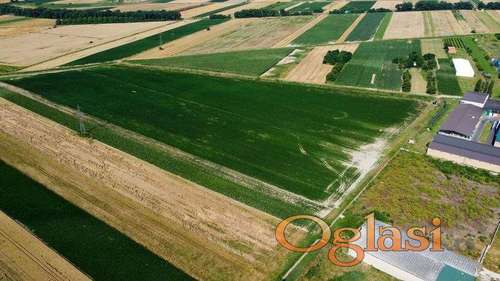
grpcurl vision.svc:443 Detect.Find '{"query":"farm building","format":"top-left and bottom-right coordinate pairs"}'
top-left (428, 134), bottom-right (500, 172)
top-left (438, 103), bottom-right (482, 140)
top-left (461, 92), bottom-right (489, 108)
top-left (452, 58), bottom-right (475, 78)
top-left (348, 220), bottom-right (480, 281)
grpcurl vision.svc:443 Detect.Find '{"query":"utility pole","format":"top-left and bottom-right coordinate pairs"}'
top-left (76, 105), bottom-right (86, 136)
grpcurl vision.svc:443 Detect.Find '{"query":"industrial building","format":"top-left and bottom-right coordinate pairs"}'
top-left (452, 58), bottom-right (475, 78)
top-left (427, 92), bottom-right (500, 172)
top-left (349, 220), bottom-right (480, 281)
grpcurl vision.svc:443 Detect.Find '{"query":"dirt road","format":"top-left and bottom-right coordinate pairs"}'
top-left (0, 211), bottom-right (91, 281)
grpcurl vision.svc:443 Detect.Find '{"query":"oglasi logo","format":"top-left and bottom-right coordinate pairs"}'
top-left (275, 213), bottom-right (443, 267)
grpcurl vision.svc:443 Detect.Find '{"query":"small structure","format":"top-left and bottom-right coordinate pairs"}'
top-left (428, 134), bottom-right (500, 172)
top-left (461, 92), bottom-right (489, 108)
top-left (438, 104), bottom-right (482, 140)
top-left (349, 220), bottom-right (480, 281)
top-left (447, 46), bottom-right (457, 54)
top-left (485, 99), bottom-right (500, 114)
top-left (452, 58), bottom-right (475, 78)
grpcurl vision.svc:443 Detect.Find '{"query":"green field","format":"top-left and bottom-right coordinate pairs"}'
top-left (265, 1), bottom-right (296, 10)
top-left (131, 48), bottom-right (292, 76)
top-left (373, 12), bottom-right (392, 40)
top-left (463, 37), bottom-right (497, 75)
top-left (337, 1), bottom-right (375, 12)
top-left (68, 19), bottom-right (227, 65)
top-left (0, 160), bottom-right (194, 281)
top-left (7, 65), bottom-right (419, 204)
top-left (293, 14), bottom-right (359, 45)
top-left (288, 1), bottom-right (330, 12)
top-left (346, 12), bottom-right (386, 41)
top-left (336, 40), bottom-right (421, 91)
top-left (437, 58), bottom-right (462, 96)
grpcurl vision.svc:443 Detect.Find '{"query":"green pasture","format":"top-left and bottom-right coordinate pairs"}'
top-left (293, 14), bottom-right (359, 45)
top-left (131, 48), bottom-right (292, 76)
top-left (437, 58), bottom-right (462, 96)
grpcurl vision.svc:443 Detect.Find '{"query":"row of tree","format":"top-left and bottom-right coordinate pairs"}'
top-left (323, 50), bottom-right (353, 82)
top-left (234, 8), bottom-right (312, 18)
top-left (396, 1), bottom-right (474, 11)
top-left (0, 4), bottom-right (181, 24)
top-left (477, 2), bottom-right (500, 9)
top-left (330, 7), bottom-right (392, 14)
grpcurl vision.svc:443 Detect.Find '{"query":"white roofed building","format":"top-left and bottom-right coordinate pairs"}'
top-left (452, 58), bottom-right (475, 78)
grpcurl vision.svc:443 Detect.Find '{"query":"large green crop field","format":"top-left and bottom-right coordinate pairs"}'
top-left (288, 1), bottom-right (330, 12)
top-left (7, 66), bottom-right (420, 209)
top-left (336, 40), bottom-right (421, 91)
top-left (293, 14), bottom-right (359, 45)
top-left (337, 1), bottom-right (375, 12)
top-left (374, 12), bottom-right (392, 40)
top-left (68, 19), bottom-right (227, 65)
top-left (131, 48), bottom-right (292, 76)
top-left (0, 160), bottom-right (194, 281)
top-left (346, 12), bottom-right (386, 41)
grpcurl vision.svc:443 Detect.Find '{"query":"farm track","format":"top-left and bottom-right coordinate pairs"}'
top-left (0, 211), bottom-right (91, 281)
top-left (0, 81), bottom-right (325, 213)
top-left (20, 20), bottom-right (195, 72)
top-left (0, 97), bottom-right (291, 281)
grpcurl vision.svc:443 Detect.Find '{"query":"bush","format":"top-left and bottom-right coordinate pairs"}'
top-left (402, 70), bottom-right (412, 92)
top-left (323, 50), bottom-right (352, 65)
top-left (426, 71), bottom-right (437, 94)
top-left (209, 14), bottom-right (230, 19)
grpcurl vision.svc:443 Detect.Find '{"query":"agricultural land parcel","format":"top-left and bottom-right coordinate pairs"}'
top-left (336, 39), bottom-right (421, 90)
top-left (373, 12), bottom-right (392, 40)
top-left (5, 65), bottom-right (421, 216)
top-left (180, 16), bottom-right (313, 55)
top-left (68, 18), bottom-right (227, 65)
top-left (292, 14), bottom-right (359, 45)
top-left (346, 12), bottom-right (386, 41)
top-left (132, 48), bottom-right (292, 76)
top-left (337, 0), bottom-right (375, 12)
top-left (0, 21), bottom-right (175, 67)
top-left (0, 160), bottom-right (195, 281)
top-left (0, 96), bottom-right (288, 281)
top-left (384, 11), bottom-right (425, 39)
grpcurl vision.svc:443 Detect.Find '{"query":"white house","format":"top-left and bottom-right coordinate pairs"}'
top-left (452, 58), bottom-right (475, 78)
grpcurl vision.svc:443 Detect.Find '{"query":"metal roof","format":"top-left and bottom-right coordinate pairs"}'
top-left (485, 99), bottom-right (500, 112)
top-left (429, 134), bottom-right (500, 165)
top-left (439, 104), bottom-right (482, 138)
top-left (462, 92), bottom-right (489, 104)
top-left (353, 220), bottom-right (480, 281)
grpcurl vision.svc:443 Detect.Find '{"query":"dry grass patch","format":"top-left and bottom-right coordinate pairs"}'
top-left (182, 16), bottom-right (313, 54)
top-left (430, 10), bottom-right (466, 36)
top-left (421, 38), bottom-right (447, 58)
top-left (383, 11), bottom-right (424, 39)
top-left (0, 17), bottom-right (55, 38)
top-left (0, 211), bottom-right (92, 281)
top-left (0, 97), bottom-right (290, 281)
top-left (286, 43), bottom-right (358, 84)
top-left (181, 0), bottom-right (244, 18)
top-left (462, 10), bottom-right (491, 33)
top-left (0, 21), bottom-right (177, 67)
top-left (113, 2), bottom-right (205, 11)
top-left (409, 68), bottom-right (426, 93)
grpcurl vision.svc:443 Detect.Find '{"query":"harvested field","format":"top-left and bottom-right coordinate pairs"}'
top-left (383, 11), bottom-right (425, 39)
top-left (474, 10), bottom-right (500, 32)
top-left (132, 48), bottom-right (292, 76)
top-left (7, 65), bottom-right (420, 206)
top-left (113, 2), bottom-right (205, 11)
top-left (421, 38), bottom-right (447, 58)
top-left (0, 97), bottom-right (285, 281)
top-left (181, 16), bottom-right (313, 55)
top-left (0, 21), bottom-right (175, 67)
top-left (0, 211), bottom-right (91, 281)
top-left (0, 17), bottom-right (55, 38)
top-left (286, 43), bottom-right (359, 84)
top-left (181, 0), bottom-right (244, 18)
top-left (461, 10), bottom-right (491, 33)
top-left (371, 0), bottom-right (401, 10)
top-left (68, 19), bottom-right (226, 65)
top-left (132, 18), bottom-right (252, 59)
top-left (429, 10), bottom-right (466, 36)
top-left (23, 20), bottom-right (193, 71)
top-left (293, 14), bottom-right (359, 45)
top-left (219, 0), bottom-right (281, 15)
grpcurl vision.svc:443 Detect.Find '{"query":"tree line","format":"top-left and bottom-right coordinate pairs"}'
top-left (0, 4), bottom-right (181, 24)
top-left (234, 8), bottom-right (312, 18)
top-left (396, 1), bottom-right (475, 11)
